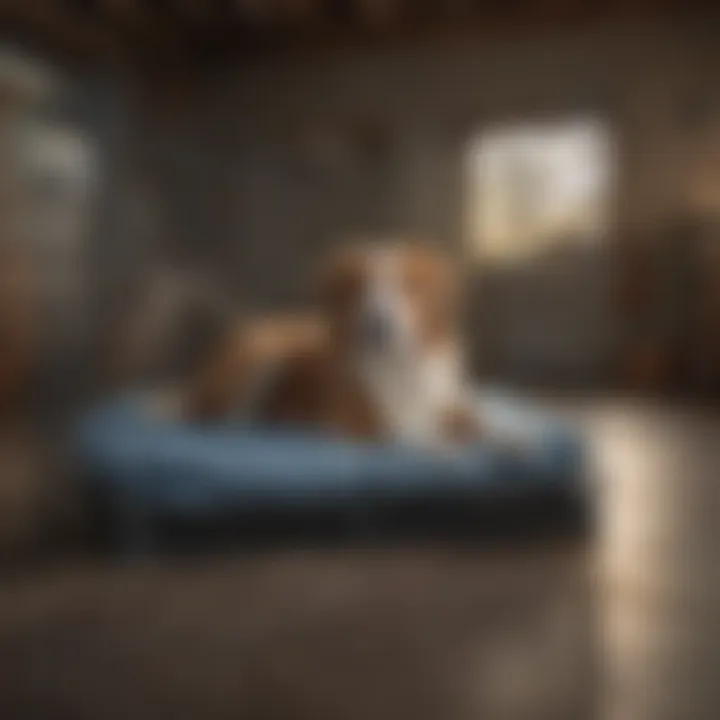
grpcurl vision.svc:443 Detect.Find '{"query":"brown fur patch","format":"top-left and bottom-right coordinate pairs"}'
top-left (187, 241), bottom-right (464, 442)
top-left (440, 405), bottom-right (483, 443)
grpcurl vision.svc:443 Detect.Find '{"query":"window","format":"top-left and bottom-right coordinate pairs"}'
top-left (466, 118), bottom-right (612, 264)
top-left (23, 121), bottom-right (99, 343)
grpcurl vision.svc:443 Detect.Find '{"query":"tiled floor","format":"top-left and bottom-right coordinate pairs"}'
top-left (0, 398), bottom-right (718, 719)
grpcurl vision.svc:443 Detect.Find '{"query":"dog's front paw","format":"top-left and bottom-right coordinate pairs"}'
top-left (440, 405), bottom-right (483, 444)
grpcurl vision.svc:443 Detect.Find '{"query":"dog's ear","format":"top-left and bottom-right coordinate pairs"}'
top-left (313, 243), bottom-right (365, 312)
top-left (407, 241), bottom-right (462, 312)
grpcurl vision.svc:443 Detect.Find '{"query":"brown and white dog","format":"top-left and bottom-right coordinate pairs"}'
top-left (186, 240), bottom-right (482, 448)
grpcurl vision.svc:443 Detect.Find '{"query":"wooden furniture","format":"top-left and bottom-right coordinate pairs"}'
top-left (619, 218), bottom-right (720, 398)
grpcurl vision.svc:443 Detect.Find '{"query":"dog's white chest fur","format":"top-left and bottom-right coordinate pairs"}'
top-left (355, 246), bottom-right (466, 446)
top-left (359, 347), bottom-right (462, 445)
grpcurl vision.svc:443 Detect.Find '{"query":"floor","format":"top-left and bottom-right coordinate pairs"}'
top-left (0, 546), bottom-right (590, 720)
top-left (0, 398), bottom-right (718, 720)
top-left (589, 399), bottom-right (720, 720)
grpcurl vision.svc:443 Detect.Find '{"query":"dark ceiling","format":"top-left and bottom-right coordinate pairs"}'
top-left (0, 0), bottom-right (711, 69)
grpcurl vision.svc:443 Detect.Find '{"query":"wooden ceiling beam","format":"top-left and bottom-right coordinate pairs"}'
top-left (233, 0), bottom-right (279, 25)
top-left (93, 0), bottom-right (190, 57)
top-left (351, 0), bottom-right (402, 28)
top-left (206, 0), bottom-right (708, 64)
top-left (97, 0), bottom-right (162, 30)
top-left (233, 0), bottom-right (346, 28)
top-left (0, 0), bottom-right (197, 69)
top-left (0, 0), bottom-right (129, 64)
top-left (133, 0), bottom-right (238, 52)
top-left (0, 0), bottom-right (712, 69)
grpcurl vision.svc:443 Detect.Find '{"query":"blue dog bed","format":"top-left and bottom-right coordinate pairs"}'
top-left (75, 388), bottom-right (588, 554)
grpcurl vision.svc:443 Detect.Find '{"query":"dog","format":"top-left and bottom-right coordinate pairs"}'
top-left (185, 240), bottom-right (483, 448)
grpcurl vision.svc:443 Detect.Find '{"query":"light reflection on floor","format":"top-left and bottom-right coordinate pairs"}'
top-left (585, 401), bottom-right (720, 720)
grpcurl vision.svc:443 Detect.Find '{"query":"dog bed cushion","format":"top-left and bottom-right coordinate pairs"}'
top-left (75, 388), bottom-right (587, 552)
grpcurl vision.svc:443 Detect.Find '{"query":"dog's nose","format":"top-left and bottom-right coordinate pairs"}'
top-left (360, 310), bottom-right (393, 349)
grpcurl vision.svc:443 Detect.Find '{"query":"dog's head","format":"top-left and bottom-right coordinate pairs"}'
top-left (318, 239), bottom-right (460, 359)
